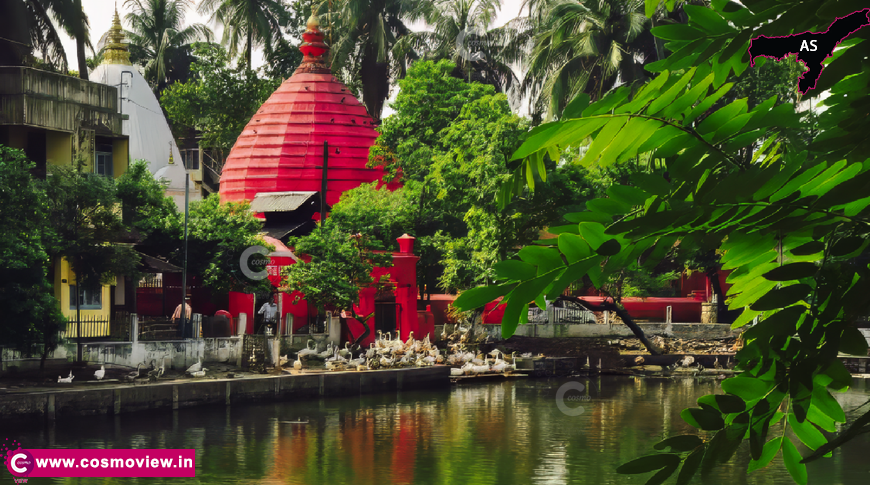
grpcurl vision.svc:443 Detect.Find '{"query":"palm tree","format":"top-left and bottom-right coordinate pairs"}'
top-left (509, 0), bottom-right (656, 121)
top-left (198, 0), bottom-right (289, 71)
top-left (1, 0), bottom-right (90, 79)
top-left (412, 0), bottom-right (520, 98)
top-left (319, 0), bottom-right (428, 121)
top-left (124, 0), bottom-right (211, 91)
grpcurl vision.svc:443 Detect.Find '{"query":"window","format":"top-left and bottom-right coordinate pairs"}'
top-left (95, 151), bottom-right (113, 177)
top-left (69, 286), bottom-right (102, 309)
top-left (181, 149), bottom-right (199, 170)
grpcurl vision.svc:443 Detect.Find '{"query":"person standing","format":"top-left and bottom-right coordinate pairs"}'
top-left (258, 294), bottom-right (278, 334)
top-left (173, 297), bottom-right (192, 338)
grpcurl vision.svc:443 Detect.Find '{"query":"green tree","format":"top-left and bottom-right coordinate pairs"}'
top-left (456, 1), bottom-right (870, 483)
top-left (0, 146), bottom-right (66, 371)
top-left (329, 182), bottom-right (415, 251)
top-left (282, 221), bottom-right (391, 345)
top-left (318, 0), bottom-right (427, 120)
top-left (43, 155), bottom-right (139, 362)
top-left (1, 0), bottom-right (91, 77)
top-left (198, 0), bottom-right (289, 71)
top-left (115, 159), bottom-right (182, 250)
top-left (124, 0), bottom-right (212, 91)
top-left (412, 0), bottom-right (519, 94)
top-left (509, 0), bottom-right (671, 120)
top-left (185, 195), bottom-right (272, 296)
top-left (161, 43), bottom-right (281, 155)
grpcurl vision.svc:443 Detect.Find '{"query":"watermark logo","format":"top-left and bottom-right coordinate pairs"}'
top-left (456, 26), bottom-right (489, 62)
top-left (238, 245), bottom-right (270, 281)
top-left (555, 381), bottom-right (592, 416)
top-left (3, 439), bottom-right (33, 481)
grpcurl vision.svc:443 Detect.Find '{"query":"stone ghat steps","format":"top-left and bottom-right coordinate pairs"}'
top-left (0, 366), bottom-right (449, 422)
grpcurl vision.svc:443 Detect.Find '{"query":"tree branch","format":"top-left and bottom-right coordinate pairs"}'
top-left (555, 295), bottom-right (661, 355)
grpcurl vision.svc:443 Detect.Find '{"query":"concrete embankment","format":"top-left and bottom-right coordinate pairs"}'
top-left (0, 366), bottom-right (449, 422)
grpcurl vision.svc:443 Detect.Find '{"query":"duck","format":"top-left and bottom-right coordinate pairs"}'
top-left (450, 367), bottom-right (464, 376)
top-left (680, 355), bottom-right (695, 368)
top-left (326, 359), bottom-right (344, 371)
top-left (190, 368), bottom-right (207, 378)
top-left (125, 363), bottom-right (143, 381)
top-left (491, 355), bottom-right (507, 373)
top-left (317, 343), bottom-right (334, 360)
top-left (94, 365), bottom-right (105, 381)
top-left (58, 370), bottom-right (74, 384)
top-left (713, 357), bottom-right (721, 369)
top-left (297, 340), bottom-right (317, 359)
top-left (404, 331), bottom-right (415, 350)
top-left (521, 352), bottom-right (533, 358)
top-left (634, 356), bottom-right (645, 365)
top-left (582, 357), bottom-right (591, 370)
top-left (185, 358), bottom-right (202, 375)
top-left (338, 342), bottom-right (352, 360)
top-left (294, 356), bottom-right (303, 371)
top-left (279, 355), bottom-right (289, 367)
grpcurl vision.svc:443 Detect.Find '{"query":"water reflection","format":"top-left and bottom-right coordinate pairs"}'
top-left (8, 376), bottom-right (870, 484)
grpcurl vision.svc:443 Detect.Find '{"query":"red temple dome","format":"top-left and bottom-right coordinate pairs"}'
top-left (219, 15), bottom-right (384, 208)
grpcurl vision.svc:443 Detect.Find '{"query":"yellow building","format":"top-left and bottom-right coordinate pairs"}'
top-left (0, 66), bottom-right (130, 337)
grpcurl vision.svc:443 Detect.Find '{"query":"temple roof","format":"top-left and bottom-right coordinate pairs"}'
top-left (218, 15), bottom-right (384, 209)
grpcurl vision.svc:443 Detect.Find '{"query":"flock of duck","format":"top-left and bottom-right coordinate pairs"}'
top-left (282, 330), bottom-right (522, 377)
top-left (56, 356), bottom-right (207, 384)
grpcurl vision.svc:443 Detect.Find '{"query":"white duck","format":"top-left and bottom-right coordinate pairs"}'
top-left (58, 370), bottom-right (74, 383)
top-left (450, 367), bottom-right (464, 376)
top-left (186, 359), bottom-right (202, 374)
top-left (294, 356), bottom-right (303, 371)
top-left (297, 340), bottom-right (317, 358)
top-left (94, 365), bottom-right (105, 381)
top-left (191, 368), bottom-right (207, 378)
top-left (279, 355), bottom-right (289, 367)
top-left (680, 355), bottom-right (695, 368)
top-left (317, 343), bottom-right (334, 360)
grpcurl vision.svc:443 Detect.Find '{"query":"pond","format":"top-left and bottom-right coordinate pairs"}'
top-left (7, 376), bottom-right (870, 484)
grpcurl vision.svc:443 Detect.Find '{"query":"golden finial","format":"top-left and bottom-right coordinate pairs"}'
top-left (103, 6), bottom-right (132, 65)
top-left (306, 14), bottom-right (320, 30)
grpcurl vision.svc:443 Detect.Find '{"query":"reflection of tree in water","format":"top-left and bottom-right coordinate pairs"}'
top-left (11, 379), bottom-right (870, 485)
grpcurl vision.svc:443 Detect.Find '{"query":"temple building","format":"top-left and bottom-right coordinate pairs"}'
top-left (90, 10), bottom-right (198, 209)
top-left (220, 16), bottom-right (429, 345)
top-left (219, 15), bottom-right (384, 214)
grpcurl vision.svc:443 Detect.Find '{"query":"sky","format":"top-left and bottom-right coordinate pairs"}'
top-left (60, 0), bottom-right (529, 116)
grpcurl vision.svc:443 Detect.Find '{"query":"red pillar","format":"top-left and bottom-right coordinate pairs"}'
top-left (392, 234), bottom-right (423, 341)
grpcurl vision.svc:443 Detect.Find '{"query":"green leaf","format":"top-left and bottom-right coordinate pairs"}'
top-left (596, 239), bottom-right (622, 256)
top-left (645, 462), bottom-right (679, 485)
top-left (807, 403), bottom-right (838, 432)
top-left (645, 0), bottom-right (659, 18)
top-left (762, 262), bottom-right (817, 281)
top-left (651, 24), bottom-right (706, 41)
top-left (750, 284), bottom-right (812, 311)
top-left (839, 326), bottom-right (869, 356)
top-left (512, 118), bottom-right (609, 160)
top-left (747, 437), bottom-right (781, 473)
top-left (790, 241), bottom-right (824, 256)
top-left (453, 283), bottom-right (516, 311)
top-left (676, 447), bottom-right (704, 485)
top-left (586, 198), bottom-right (631, 215)
top-left (558, 234), bottom-right (593, 264)
top-left (788, 414), bottom-right (827, 451)
top-left (822, 359), bottom-right (853, 391)
top-left (546, 257), bottom-right (600, 300)
top-left (685, 4), bottom-right (734, 35)
top-left (501, 272), bottom-right (559, 336)
top-left (564, 211), bottom-right (613, 225)
top-left (685, 82), bottom-right (734, 124)
top-left (579, 222), bottom-right (608, 251)
top-left (681, 407), bottom-right (725, 430)
top-left (518, 246), bottom-right (564, 274)
top-left (731, 308), bottom-right (761, 329)
top-left (697, 98), bottom-right (748, 135)
top-left (721, 377), bottom-right (772, 402)
top-left (630, 173), bottom-right (671, 196)
top-left (580, 117), bottom-right (630, 166)
top-left (616, 454), bottom-right (681, 474)
top-left (648, 67), bottom-right (697, 115)
top-left (812, 383), bottom-right (846, 423)
top-left (654, 435), bottom-right (704, 452)
top-left (493, 260), bottom-right (537, 282)
top-left (562, 93), bottom-right (590, 119)
top-left (607, 185), bottom-right (652, 206)
top-left (831, 236), bottom-right (863, 257)
top-left (782, 438), bottom-right (808, 485)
